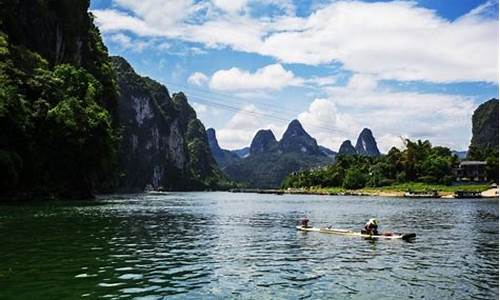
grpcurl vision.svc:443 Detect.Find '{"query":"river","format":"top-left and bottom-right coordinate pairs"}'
top-left (0, 192), bottom-right (498, 299)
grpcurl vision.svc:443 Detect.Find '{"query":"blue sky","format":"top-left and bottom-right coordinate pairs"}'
top-left (90, 0), bottom-right (499, 151)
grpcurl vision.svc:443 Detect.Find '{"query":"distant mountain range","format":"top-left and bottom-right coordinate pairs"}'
top-left (452, 151), bottom-right (468, 160)
top-left (206, 128), bottom-right (240, 170)
top-left (232, 147), bottom-right (250, 158)
top-left (221, 120), bottom-right (334, 188)
top-left (338, 128), bottom-right (381, 157)
top-left (207, 120), bottom-right (382, 188)
top-left (355, 128), bottom-right (381, 156)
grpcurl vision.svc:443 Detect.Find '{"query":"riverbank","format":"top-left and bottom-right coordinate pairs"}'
top-left (231, 183), bottom-right (498, 198)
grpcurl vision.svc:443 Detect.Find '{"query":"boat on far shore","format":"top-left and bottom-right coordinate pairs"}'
top-left (454, 191), bottom-right (483, 198)
top-left (229, 188), bottom-right (284, 195)
top-left (404, 191), bottom-right (440, 198)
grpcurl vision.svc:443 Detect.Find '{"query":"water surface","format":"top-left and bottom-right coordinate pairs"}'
top-left (0, 192), bottom-right (498, 299)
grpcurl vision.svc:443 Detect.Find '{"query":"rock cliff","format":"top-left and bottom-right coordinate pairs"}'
top-left (223, 120), bottom-right (333, 188)
top-left (0, 0), bottom-right (117, 198)
top-left (232, 147), bottom-right (250, 158)
top-left (319, 145), bottom-right (337, 158)
top-left (112, 56), bottom-right (226, 191)
top-left (355, 128), bottom-right (380, 156)
top-left (338, 140), bottom-right (357, 156)
top-left (279, 119), bottom-right (321, 155)
top-left (206, 128), bottom-right (240, 169)
top-left (250, 130), bottom-right (280, 155)
top-left (469, 98), bottom-right (498, 151)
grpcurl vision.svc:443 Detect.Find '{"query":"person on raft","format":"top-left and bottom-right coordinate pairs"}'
top-left (300, 217), bottom-right (310, 228)
top-left (362, 218), bottom-right (379, 235)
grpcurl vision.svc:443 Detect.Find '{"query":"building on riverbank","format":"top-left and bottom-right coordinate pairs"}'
top-left (455, 161), bottom-right (488, 182)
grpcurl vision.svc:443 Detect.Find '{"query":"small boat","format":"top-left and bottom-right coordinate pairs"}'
top-left (296, 226), bottom-right (416, 241)
top-left (454, 191), bottom-right (482, 198)
top-left (404, 191), bottom-right (439, 198)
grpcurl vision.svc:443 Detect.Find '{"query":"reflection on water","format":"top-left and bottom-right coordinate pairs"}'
top-left (0, 192), bottom-right (498, 299)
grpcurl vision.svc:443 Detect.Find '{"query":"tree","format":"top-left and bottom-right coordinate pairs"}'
top-left (343, 167), bottom-right (367, 189)
top-left (486, 154), bottom-right (499, 183)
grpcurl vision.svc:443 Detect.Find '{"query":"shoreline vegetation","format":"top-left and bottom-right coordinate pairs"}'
top-left (230, 183), bottom-right (498, 198)
top-left (279, 138), bottom-right (499, 200)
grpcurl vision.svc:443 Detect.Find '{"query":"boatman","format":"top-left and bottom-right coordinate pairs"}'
top-left (363, 218), bottom-right (379, 235)
top-left (300, 217), bottom-right (310, 228)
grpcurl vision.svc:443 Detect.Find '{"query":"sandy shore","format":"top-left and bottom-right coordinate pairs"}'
top-left (481, 188), bottom-right (499, 198)
top-left (274, 188), bottom-right (499, 199)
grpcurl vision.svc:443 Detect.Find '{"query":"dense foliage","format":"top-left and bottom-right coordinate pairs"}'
top-left (224, 152), bottom-right (333, 188)
top-left (0, 32), bottom-right (117, 197)
top-left (221, 119), bottom-right (335, 188)
top-left (468, 146), bottom-right (499, 183)
top-left (0, 0), bottom-right (231, 197)
top-left (111, 56), bottom-right (231, 191)
top-left (172, 93), bottom-right (231, 189)
top-left (467, 98), bottom-right (499, 182)
top-left (282, 139), bottom-right (470, 189)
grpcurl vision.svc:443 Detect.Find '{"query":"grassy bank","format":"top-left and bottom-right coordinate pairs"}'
top-left (290, 183), bottom-right (493, 197)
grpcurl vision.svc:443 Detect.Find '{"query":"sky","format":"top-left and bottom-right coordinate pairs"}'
top-left (90, 0), bottom-right (499, 152)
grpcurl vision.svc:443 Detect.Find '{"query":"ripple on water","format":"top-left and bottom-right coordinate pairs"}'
top-left (118, 273), bottom-right (144, 280)
top-left (0, 193), bottom-right (497, 299)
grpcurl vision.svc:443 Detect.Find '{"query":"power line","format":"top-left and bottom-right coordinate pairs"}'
top-left (160, 80), bottom-right (354, 140)
top-left (188, 94), bottom-right (350, 136)
top-left (166, 81), bottom-right (320, 118)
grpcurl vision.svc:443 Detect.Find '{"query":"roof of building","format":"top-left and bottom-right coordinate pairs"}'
top-left (460, 160), bottom-right (487, 166)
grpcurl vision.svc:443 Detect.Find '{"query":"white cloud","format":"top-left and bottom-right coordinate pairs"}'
top-left (377, 134), bottom-right (407, 153)
top-left (298, 98), bottom-right (360, 151)
top-left (92, 9), bottom-right (163, 36)
top-left (191, 102), bottom-right (208, 114)
top-left (109, 33), bottom-right (133, 48)
top-left (216, 105), bottom-right (284, 149)
top-left (345, 74), bottom-right (378, 91)
top-left (92, 0), bottom-right (496, 152)
top-left (188, 72), bottom-right (209, 86)
top-left (210, 73), bottom-right (476, 152)
top-left (297, 75), bottom-right (477, 152)
top-left (113, 0), bottom-right (196, 29)
top-left (260, 1), bottom-right (498, 83)
top-left (105, 32), bottom-right (212, 57)
top-left (107, 33), bottom-right (170, 52)
top-left (213, 0), bottom-right (248, 14)
top-left (209, 64), bottom-right (303, 91)
top-left (191, 101), bottom-right (222, 121)
top-left (93, 0), bottom-right (499, 83)
top-left (305, 75), bottom-right (339, 87)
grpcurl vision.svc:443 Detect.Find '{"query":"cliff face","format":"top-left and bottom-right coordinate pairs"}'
top-left (250, 130), bottom-right (279, 155)
top-left (0, 1), bottom-right (227, 197)
top-left (319, 146), bottom-right (337, 158)
top-left (207, 128), bottom-right (221, 155)
top-left (279, 119), bottom-right (321, 155)
top-left (0, 0), bottom-right (117, 198)
top-left (338, 140), bottom-right (357, 155)
top-left (112, 57), bottom-right (225, 191)
top-left (206, 128), bottom-right (240, 170)
top-left (355, 128), bottom-right (380, 156)
top-left (0, 0), bottom-right (116, 111)
top-left (232, 147), bottom-right (250, 158)
top-left (469, 99), bottom-right (499, 151)
top-left (223, 120), bottom-right (333, 188)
